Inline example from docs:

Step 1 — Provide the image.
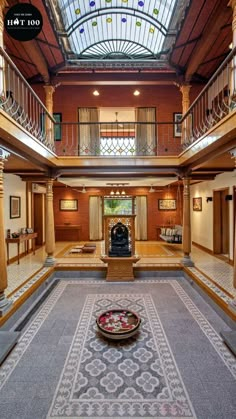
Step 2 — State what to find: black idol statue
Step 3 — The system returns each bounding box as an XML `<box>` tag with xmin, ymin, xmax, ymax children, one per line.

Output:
<box><xmin>109</xmin><ymin>222</ymin><xmax>131</xmax><ymax>257</ymax></box>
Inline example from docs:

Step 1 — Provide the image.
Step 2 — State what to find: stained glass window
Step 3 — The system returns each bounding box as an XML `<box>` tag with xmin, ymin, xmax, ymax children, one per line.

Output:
<box><xmin>48</xmin><ymin>0</ymin><xmax>180</xmax><ymax>62</ymax></box>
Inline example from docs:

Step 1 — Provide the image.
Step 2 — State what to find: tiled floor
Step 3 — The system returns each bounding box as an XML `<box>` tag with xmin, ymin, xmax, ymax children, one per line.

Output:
<box><xmin>5</xmin><ymin>241</ymin><xmax>235</xmax><ymax>308</ymax></box>
<box><xmin>0</xmin><ymin>278</ymin><xmax>236</xmax><ymax>419</ymax></box>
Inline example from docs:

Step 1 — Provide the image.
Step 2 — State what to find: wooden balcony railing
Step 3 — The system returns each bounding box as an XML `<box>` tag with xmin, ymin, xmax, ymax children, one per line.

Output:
<box><xmin>181</xmin><ymin>46</ymin><xmax>236</xmax><ymax>148</ymax></box>
<box><xmin>1</xmin><ymin>45</ymin><xmax>236</xmax><ymax>157</ymax></box>
<box><xmin>0</xmin><ymin>47</ymin><xmax>55</xmax><ymax>152</ymax></box>
<box><xmin>53</xmin><ymin>121</ymin><xmax>182</xmax><ymax>156</ymax></box>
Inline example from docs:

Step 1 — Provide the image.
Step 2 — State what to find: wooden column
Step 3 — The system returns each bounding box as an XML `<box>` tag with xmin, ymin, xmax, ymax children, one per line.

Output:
<box><xmin>181</xmin><ymin>177</ymin><xmax>194</xmax><ymax>266</ymax></box>
<box><xmin>0</xmin><ymin>148</ymin><xmax>12</xmax><ymax>315</ymax></box>
<box><xmin>180</xmin><ymin>84</ymin><xmax>191</xmax><ymax>144</ymax></box>
<box><xmin>230</xmin><ymin>148</ymin><xmax>236</xmax><ymax>312</ymax></box>
<box><xmin>228</xmin><ymin>0</ymin><xmax>236</xmax><ymax>101</ymax></box>
<box><xmin>43</xmin><ymin>85</ymin><xmax>55</xmax><ymax>146</ymax></box>
<box><xmin>44</xmin><ymin>178</ymin><xmax>55</xmax><ymax>266</ymax></box>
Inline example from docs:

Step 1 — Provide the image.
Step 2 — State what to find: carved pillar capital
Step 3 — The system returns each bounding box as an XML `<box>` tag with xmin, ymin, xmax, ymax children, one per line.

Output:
<box><xmin>179</xmin><ymin>83</ymin><xmax>191</xmax><ymax>98</ymax></box>
<box><xmin>0</xmin><ymin>148</ymin><xmax>10</xmax><ymax>161</ymax></box>
<box><xmin>228</xmin><ymin>0</ymin><xmax>236</xmax><ymax>14</ymax></box>
<box><xmin>228</xmin><ymin>0</ymin><xmax>236</xmax><ymax>30</ymax></box>
<box><xmin>229</xmin><ymin>147</ymin><xmax>236</xmax><ymax>159</ymax></box>
<box><xmin>178</xmin><ymin>84</ymin><xmax>192</xmax><ymax>145</ymax></box>
<box><xmin>43</xmin><ymin>85</ymin><xmax>55</xmax><ymax>111</ymax></box>
<box><xmin>43</xmin><ymin>86</ymin><xmax>55</xmax><ymax>145</ymax></box>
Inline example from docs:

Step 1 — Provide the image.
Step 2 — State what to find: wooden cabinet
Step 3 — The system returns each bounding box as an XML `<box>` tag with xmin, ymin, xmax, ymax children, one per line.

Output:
<box><xmin>55</xmin><ymin>225</ymin><xmax>81</xmax><ymax>241</ymax></box>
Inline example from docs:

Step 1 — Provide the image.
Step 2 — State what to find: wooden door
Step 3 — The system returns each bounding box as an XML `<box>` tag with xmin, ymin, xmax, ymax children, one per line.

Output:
<box><xmin>33</xmin><ymin>193</ymin><xmax>44</xmax><ymax>246</ymax></box>
<box><xmin>213</xmin><ymin>188</ymin><xmax>229</xmax><ymax>255</ymax></box>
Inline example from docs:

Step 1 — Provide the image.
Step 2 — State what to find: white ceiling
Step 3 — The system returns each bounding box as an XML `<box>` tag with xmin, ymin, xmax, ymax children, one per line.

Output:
<box><xmin>59</xmin><ymin>176</ymin><xmax>178</xmax><ymax>188</ymax></box>
<box><xmin>100</xmin><ymin>108</ymin><xmax>135</xmax><ymax>122</ymax></box>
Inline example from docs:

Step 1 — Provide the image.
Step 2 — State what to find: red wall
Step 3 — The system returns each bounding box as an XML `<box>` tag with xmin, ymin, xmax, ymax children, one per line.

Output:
<box><xmin>33</xmin><ymin>83</ymin><xmax>203</xmax><ymax>156</ymax></box>
<box><xmin>33</xmin><ymin>83</ymin><xmax>202</xmax><ymax>121</ymax></box>
<box><xmin>53</xmin><ymin>185</ymin><xmax>183</xmax><ymax>241</ymax></box>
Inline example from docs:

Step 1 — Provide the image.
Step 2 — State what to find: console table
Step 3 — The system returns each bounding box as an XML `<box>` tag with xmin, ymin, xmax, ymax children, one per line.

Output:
<box><xmin>55</xmin><ymin>225</ymin><xmax>81</xmax><ymax>241</ymax></box>
<box><xmin>6</xmin><ymin>232</ymin><xmax>38</xmax><ymax>265</ymax></box>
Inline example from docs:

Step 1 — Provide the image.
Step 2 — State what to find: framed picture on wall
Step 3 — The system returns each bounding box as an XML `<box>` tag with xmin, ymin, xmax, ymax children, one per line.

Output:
<box><xmin>193</xmin><ymin>197</ymin><xmax>202</xmax><ymax>211</ymax></box>
<box><xmin>173</xmin><ymin>113</ymin><xmax>182</xmax><ymax>137</ymax></box>
<box><xmin>59</xmin><ymin>199</ymin><xmax>78</xmax><ymax>211</ymax></box>
<box><xmin>53</xmin><ymin>113</ymin><xmax>62</xmax><ymax>141</ymax></box>
<box><xmin>158</xmin><ymin>199</ymin><xmax>176</xmax><ymax>210</ymax></box>
<box><xmin>40</xmin><ymin>112</ymin><xmax>62</xmax><ymax>141</ymax></box>
<box><xmin>10</xmin><ymin>196</ymin><xmax>21</xmax><ymax>218</ymax></box>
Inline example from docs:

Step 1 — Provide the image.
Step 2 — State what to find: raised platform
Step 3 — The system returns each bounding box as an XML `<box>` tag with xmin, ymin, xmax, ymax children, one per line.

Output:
<box><xmin>101</xmin><ymin>256</ymin><xmax>140</xmax><ymax>281</ymax></box>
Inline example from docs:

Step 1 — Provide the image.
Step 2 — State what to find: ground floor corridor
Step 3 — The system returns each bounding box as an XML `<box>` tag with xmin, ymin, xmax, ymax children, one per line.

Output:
<box><xmin>5</xmin><ymin>240</ymin><xmax>236</xmax><ymax>307</ymax></box>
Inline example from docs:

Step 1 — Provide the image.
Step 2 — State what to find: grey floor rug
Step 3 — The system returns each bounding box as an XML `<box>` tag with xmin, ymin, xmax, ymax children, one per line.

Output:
<box><xmin>0</xmin><ymin>278</ymin><xmax>235</xmax><ymax>419</ymax></box>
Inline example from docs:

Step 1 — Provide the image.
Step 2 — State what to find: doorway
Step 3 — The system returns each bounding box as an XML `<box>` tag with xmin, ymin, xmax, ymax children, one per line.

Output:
<box><xmin>33</xmin><ymin>193</ymin><xmax>45</xmax><ymax>246</ymax></box>
<box><xmin>213</xmin><ymin>188</ymin><xmax>229</xmax><ymax>255</ymax></box>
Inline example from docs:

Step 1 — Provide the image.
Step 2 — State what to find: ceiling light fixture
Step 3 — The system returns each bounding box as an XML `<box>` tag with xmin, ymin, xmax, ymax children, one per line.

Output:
<box><xmin>107</xmin><ymin>182</ymin><xmax>128</xmax><ymax>196</ymax></box>
<box><xmin>93</xmin><ymin>90</ymin><xmax>100</xmax><ymax>96</ymax></box>
<box><xmin>133</xmin><ymin>90</ymin><xmax>140</xmax><ymax>96</ymax></box>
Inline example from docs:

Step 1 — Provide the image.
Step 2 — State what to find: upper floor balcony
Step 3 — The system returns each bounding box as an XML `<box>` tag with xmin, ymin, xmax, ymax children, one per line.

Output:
<box><xmin>0</xmin><ymin>46</ymin><xmax>236</xmax><ymax>164</ymax></box>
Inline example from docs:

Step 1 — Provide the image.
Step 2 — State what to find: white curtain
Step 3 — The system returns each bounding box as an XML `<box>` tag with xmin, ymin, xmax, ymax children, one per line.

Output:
<box><xmin>135</xmin><ymin>196</ymin><xmax>147</xmax><ymax>240</ymax></box>
<box><xmin>78</xmin><ymin>108</ymin><xmax>100</xmax><ymax>155</ymax></box>
<box><xmin>135</xmin><ymin>107</ymin><xmax>156</xmax><ymax>155</ymax></box>
<box><xmin>89</xmin><ymin>196</ymin><xmax>103</xmax><ymax>240</ymax></box>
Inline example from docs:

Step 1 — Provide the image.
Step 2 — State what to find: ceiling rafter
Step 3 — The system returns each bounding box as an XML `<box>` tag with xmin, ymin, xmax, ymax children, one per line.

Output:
<box><xmin>185</xmin><ymin>2</ymin><xmax>231</xmax><ymax>80</ymax></box>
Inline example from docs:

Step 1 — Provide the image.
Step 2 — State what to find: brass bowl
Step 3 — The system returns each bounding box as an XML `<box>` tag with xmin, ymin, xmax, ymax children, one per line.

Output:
<box><xmin>96</xmin><ymin>309</ymin><xmax>141</xmax><ymax>340</ymax></box>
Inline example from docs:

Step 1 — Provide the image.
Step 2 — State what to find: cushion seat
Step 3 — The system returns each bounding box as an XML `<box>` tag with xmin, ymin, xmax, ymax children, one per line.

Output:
<box><xmin>82</xmin><ymin>243</ymin><xmax>96</xmax><ymax>253</ymax></box>
<box><xmin>160</xmin><ymin>225</ymin><xmax>182</xmax><ymax>243</ymax></box>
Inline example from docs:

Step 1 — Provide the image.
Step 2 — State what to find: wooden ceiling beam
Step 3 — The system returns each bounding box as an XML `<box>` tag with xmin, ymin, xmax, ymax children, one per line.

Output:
<box><xmin>190</xmin><ymin>173</ymin><xmax>218</xmax><ymax>180</ymax></box>
<box><xmin>50</xmin><ymin>72</ymin><xmax>178</xmax><ymax>85</ymax></box>
<box><xmin>185</xmin><ymin>4</ymin><xmax>231</xmax><ymax>80</ymax></box>
<box><xmin>54</xmin><ymin>167</ymin><xmax>180</xmax><ymax>178</ymax></box>
<box><xmin>186</xmin><ymin>138</ymin><xmax>236</xmax><ymax>171</ymax></box>
<box><xmin>22</xmin><ymin>40</ymin><xmax>50</xmax><ymax>84</ymax></box>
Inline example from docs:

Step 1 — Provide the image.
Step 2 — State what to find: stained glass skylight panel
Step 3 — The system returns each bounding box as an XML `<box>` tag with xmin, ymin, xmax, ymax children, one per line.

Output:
<box><xmin>54</xmin><ymin>0</ymin><xmax>178</xmax><ymax>60</ymax></box>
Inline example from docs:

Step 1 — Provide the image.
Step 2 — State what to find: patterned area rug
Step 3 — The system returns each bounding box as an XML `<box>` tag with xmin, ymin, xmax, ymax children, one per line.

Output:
<box><xmin>47</xmin><ymin>292</ymin><xmax>196</xmax><ymax>418</ymax></box>
<box><xmin>0</xmin><ymin>279</ymin><xmax>235</xmax><ymax>419</ymax></box>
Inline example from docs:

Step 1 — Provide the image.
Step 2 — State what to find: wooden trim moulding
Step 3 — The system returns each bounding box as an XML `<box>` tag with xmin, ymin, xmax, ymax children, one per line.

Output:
<box><xmin>183</xmin><ymin>267</ymin><xmax>236</xmax><ymax>322</ymax></box>
<box><xmin>192</xmin><ymin>241</ymin><xmax>213</xmax><ymax>255</ymax></box>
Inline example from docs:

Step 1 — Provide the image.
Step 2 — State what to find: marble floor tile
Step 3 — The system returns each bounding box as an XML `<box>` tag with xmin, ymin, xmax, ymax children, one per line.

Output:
<box><xmin>4</xmin><ymin>241</ymin><xmax>235</xmax><ymax>311</ymax></box>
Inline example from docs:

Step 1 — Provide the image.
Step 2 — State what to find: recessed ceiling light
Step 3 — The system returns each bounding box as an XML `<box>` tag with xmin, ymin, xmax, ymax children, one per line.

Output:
<box><xmin>93</xmin><ymin>90</ymin><xmax>100</xmax><ymax>96</ymax></box>
<box><xmin>133</xmin><ymin>90</ymin><xmax>140</xmax><ymax>96</ymax></box>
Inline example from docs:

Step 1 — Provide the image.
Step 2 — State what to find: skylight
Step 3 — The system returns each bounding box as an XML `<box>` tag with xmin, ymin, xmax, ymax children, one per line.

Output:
<box><xmin>51</xmin><ymin>0</ymin><xmax>179</xmax><ymax>61</ymax></box>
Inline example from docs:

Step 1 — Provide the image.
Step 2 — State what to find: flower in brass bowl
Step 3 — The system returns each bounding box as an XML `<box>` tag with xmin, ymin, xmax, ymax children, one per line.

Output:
<box><xmin>96</xmin><ymin>309</ymin><xmax>141</xmax><ymax>340</ymax></box>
